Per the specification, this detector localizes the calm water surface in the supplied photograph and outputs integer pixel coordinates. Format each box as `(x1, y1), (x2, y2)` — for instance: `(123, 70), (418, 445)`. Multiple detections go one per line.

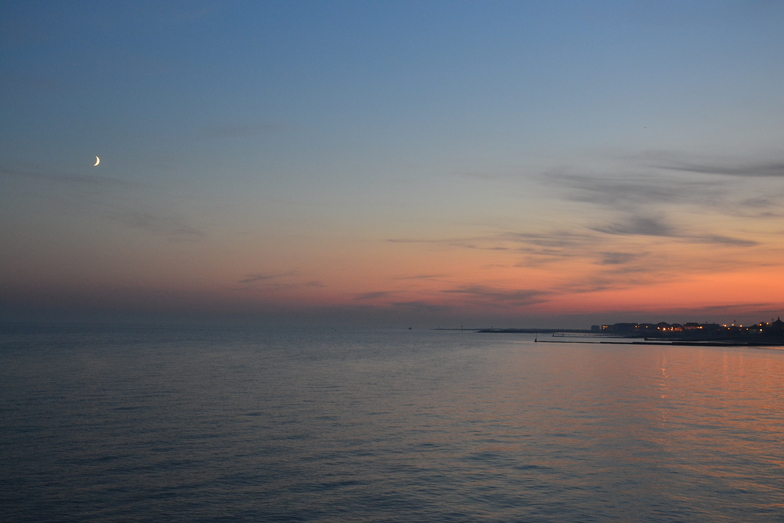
(1, 324), (783, 522)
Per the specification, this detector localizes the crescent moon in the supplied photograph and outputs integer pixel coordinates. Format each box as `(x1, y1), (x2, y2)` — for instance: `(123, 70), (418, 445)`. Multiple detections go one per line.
(94, 156), (100, 167)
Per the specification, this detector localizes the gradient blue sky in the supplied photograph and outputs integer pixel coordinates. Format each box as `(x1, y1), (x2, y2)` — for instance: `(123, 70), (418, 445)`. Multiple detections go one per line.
(3, 1), (784, 326)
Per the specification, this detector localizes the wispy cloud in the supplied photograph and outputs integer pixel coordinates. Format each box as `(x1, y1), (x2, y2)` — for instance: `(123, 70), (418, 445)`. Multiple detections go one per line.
(590, 215), (758, 246)
(591, 215), (676, 237)
(2, 164), (206, 242)
(645, 151), (784, 178)
(501, 230), (599, 249)
(598, 252), (640, 265)
(354, 291), (393, 300)
(389, 229), (608, 269)
(442, 285), (549, 307)
(691, 235), (758, 247)
(392, 273), (445, 281)
(387, 237), (510, 251)
(544, 170), (721, 210)
(110, 211), (206, 241)
(382, 151), (779, 308)
(1, 165), (135, 188)
(540, 153), (784, 227)
(389, 229), (601, 256)
(239, 271), (325, 290)
(688, 302), (779, 315)
(504, 230), (603, 267)
(239, 272), (294, 284)
(540, 159), (771, 249)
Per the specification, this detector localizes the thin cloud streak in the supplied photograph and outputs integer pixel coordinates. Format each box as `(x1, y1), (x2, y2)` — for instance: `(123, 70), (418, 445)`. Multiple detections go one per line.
(598, 252), (640, 265)
(239, 272), (296, 284)
(387, 237), (510, 251)
(354, 291), (394, 301)
(442, 285), (549, 307)
(238, 271), (325, 290)
(2, 164), (207, 241)
(1, 165), (135, 188)
(691, 235), (757, 247)
(392, 274), (446, 281)
(591, 216), (676, 237)
(648, 154), (784, 178)
(543, 170), (723, 210)
(110, 211), (206, 242)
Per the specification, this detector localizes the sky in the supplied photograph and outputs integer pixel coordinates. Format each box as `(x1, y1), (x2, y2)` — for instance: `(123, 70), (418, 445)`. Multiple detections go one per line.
(2, 0), (784, 328)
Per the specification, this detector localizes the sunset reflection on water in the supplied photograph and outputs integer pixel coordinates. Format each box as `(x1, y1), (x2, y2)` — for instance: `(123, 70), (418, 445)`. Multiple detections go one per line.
(435, 338), (784, 520)
(1, 327), (782, 521)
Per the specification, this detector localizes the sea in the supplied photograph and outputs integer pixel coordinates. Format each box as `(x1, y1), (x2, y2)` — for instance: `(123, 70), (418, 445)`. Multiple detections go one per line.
(1, 324), (783, 522)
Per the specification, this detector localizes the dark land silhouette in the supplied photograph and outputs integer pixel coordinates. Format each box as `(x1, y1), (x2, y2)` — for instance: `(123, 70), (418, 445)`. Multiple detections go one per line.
(479, 318), (784, 346)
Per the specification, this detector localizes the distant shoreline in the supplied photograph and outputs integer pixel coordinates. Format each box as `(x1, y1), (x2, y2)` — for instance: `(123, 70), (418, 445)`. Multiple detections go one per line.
(534, 338), (784, 348)
(437, 326), (784, 347)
